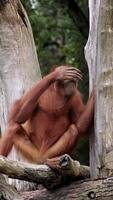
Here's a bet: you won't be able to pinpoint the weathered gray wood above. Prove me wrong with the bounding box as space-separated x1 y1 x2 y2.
21 177 113 200
85 0 101 179
1 174 113 200
1 169 113 200
85 0 113 179
0 0 41 190
0 174 22 200
1 155 113 200
0 155 90 189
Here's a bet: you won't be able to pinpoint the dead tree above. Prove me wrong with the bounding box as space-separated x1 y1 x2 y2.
0 0 41 190
85 0 113 179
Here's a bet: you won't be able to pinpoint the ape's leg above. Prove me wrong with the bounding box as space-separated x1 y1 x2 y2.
45 124 78 168
14 137 43 163
13 127 43 163
0 123 41 162
0 123 21 156
46 92 94 169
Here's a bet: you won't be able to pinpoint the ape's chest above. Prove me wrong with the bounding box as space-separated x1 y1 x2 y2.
29 109 70 149
31 108 70 133
38 88 71 116
28 88 72 145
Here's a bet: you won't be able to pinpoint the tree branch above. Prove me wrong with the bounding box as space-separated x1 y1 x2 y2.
21 177 113 200
0 155 90 189
0 174 22 200
1 155 113 199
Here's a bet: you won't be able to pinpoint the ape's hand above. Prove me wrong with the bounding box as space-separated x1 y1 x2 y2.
54 65 82 82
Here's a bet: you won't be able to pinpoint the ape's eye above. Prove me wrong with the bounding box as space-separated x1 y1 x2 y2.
60 83 65 88
57 81 64 88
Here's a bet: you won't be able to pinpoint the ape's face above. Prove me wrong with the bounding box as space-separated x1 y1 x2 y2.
56 80 76 98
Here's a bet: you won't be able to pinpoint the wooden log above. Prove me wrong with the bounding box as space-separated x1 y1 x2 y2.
21 177 113 200
0 174 22 200
1 155 113 199
0 155 90 189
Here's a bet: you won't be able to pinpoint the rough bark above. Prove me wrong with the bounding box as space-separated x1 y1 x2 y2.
0 155 90 189
1 172 113 200
85 0 113 179
1 175 113 200
85 0 100 179
1 155 113 200
0 174 22 200
0 0 41 190
21 178 113 200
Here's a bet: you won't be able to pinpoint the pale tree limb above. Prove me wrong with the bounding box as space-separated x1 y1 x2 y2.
0 174 22 200
0 154 90 199
21 177 113 200
0 154 90 189
1 155 113 199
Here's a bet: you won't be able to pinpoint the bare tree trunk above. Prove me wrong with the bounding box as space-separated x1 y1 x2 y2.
85 0 113 179
0 0 41 190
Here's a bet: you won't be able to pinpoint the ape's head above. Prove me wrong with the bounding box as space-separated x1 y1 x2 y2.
56 80 77 99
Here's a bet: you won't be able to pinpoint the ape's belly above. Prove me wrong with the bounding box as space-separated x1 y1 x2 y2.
29 110 70 150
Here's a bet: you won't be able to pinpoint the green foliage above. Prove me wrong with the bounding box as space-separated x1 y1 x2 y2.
22 1 88 84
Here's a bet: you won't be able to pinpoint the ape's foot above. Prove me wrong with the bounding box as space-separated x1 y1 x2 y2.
46 156 62 169
46 154 71 170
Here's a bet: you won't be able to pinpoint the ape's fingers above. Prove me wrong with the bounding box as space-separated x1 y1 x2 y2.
65 68 82 80
67 71 82 79
63 72 82 81
67 66 81 73
63 67 82 76
55 66 82 82
46 157 61 169
59 65 81 73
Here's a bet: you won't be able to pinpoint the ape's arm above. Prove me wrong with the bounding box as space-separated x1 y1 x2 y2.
45 90 94 166
13 124 79 163
0 71 59 155
8 72 57 124
9 66 81 124
13 90 94 162
71 90 94 136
